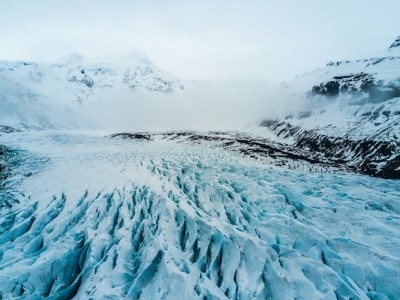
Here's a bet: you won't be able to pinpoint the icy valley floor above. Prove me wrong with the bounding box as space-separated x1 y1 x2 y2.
0 131 399 299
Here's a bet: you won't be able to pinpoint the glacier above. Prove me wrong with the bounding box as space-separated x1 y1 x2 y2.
0 131 399 299
1 36 400 300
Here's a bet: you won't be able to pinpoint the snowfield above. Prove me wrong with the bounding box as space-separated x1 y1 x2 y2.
0 131 399 299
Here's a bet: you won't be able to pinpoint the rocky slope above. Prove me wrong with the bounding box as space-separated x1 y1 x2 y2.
262 36 400 179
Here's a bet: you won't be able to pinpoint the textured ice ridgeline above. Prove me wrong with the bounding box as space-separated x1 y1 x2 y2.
111 131 400 179
0 131 399 299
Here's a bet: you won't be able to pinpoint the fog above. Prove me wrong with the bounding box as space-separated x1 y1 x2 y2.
1 1 399 132
73 81 299 132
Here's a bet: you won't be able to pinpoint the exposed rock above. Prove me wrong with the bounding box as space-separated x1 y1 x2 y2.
389 36 400 49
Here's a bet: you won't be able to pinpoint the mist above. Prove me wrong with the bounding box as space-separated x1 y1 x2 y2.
1 1 398 133
1 1 399 83
74 81 298 132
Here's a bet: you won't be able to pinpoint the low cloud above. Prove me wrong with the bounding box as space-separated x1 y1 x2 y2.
75 81 299 132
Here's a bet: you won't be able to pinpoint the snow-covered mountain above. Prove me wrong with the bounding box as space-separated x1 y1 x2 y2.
261 36 400 179
0 52 184 129
0 52 183 105
288 39 400 105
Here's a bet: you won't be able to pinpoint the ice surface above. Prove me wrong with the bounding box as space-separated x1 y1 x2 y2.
0 131 399 299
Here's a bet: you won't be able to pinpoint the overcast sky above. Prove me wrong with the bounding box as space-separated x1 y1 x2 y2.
0 0 399 82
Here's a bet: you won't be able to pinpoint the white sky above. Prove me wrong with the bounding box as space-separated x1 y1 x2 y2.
0 0 399 82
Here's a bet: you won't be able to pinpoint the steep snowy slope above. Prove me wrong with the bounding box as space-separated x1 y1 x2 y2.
287 35 400 103
262 36 400 179
0 131 399 299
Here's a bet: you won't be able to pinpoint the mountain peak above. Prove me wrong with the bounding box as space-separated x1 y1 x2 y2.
389 36 400 49
61 52 85 64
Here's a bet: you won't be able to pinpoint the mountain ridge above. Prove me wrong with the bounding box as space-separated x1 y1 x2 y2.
0 52 184 104
261 36 400 179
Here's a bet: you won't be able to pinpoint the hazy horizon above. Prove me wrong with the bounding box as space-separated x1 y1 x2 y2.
1 0 399 83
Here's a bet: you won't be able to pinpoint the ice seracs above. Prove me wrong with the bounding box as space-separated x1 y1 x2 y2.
0 131 399 299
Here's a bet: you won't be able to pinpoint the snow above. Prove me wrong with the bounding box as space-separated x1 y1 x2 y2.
0 52 183 106
1 34 399 300
264 37 400 154
0 131 399 299
0 53 186 131
288 53 400 96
